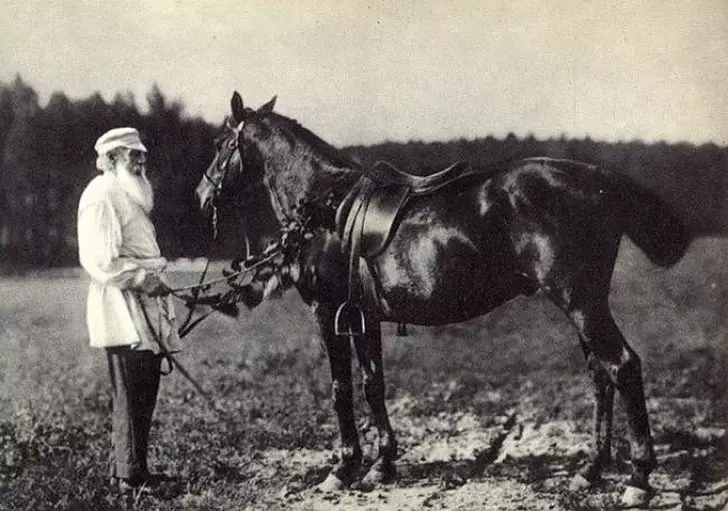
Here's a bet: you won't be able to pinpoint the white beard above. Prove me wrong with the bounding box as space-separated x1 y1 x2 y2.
115 166 154 213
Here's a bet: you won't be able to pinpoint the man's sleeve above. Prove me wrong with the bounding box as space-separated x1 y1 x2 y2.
77 199 148 289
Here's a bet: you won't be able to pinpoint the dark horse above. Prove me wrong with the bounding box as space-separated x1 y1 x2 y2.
196 92 689 505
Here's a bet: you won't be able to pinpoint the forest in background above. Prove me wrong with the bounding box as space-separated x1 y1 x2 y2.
0 75 726 269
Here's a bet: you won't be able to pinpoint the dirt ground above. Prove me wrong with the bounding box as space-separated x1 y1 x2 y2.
253 394 727 510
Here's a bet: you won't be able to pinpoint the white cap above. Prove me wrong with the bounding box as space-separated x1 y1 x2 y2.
94 127 147 155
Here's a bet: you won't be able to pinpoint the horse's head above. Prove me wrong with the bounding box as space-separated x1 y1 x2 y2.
195 91 276 216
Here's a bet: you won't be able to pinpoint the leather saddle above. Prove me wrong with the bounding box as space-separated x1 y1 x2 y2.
336 160 473 257
333 160 475 337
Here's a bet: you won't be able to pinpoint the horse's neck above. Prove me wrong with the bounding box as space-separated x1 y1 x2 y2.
259 138 361 224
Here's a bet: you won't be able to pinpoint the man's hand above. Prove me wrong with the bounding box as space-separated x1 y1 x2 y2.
138 273 172 297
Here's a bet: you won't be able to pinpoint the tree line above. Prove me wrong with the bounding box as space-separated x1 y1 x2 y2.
0 75 725 270
0 76 218 269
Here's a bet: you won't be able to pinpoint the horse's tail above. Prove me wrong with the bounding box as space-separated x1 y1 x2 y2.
610 172 690 267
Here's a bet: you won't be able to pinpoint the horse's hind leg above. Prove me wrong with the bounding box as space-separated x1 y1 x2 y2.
570 345 615 489
315 302 363 490
569 303 655 502
352 320 397 487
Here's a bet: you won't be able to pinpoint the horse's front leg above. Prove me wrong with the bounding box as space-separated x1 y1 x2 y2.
353 320 397 487
315 302 362 491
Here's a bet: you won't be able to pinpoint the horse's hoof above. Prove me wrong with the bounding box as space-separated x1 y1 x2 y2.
621 485 653 508
568 473 592 491
361 462 396 487
317 473 346 492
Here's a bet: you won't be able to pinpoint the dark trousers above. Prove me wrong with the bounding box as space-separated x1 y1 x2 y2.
106 347 162 481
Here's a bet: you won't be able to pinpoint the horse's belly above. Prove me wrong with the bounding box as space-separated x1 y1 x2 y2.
369 237 519 325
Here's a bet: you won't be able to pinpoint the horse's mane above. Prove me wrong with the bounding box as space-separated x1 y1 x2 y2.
266 112 362 172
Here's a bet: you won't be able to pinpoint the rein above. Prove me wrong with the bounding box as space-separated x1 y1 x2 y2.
133 127 248 416
170 248 283 295
137 293 227 418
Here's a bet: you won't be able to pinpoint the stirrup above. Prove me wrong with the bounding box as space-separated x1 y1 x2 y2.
334 300 366 337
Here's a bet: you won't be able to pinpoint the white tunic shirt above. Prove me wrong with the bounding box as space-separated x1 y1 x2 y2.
77 174 181 353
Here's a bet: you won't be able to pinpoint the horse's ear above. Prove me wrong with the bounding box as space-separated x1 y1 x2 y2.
258 95 277 115
231 91 244 123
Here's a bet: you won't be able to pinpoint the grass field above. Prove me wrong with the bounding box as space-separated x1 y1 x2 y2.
1 238 727 510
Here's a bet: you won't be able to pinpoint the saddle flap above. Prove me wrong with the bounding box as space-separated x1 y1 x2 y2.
336 176 410 261
335 179 366 243
360 185 410 258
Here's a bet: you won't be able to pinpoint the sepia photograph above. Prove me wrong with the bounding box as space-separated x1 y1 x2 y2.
1 1 726 509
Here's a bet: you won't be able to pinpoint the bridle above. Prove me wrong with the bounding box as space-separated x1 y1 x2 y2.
170 119 250 308
203 120 244 190
171 114 313 321
202 120 245 238
140 116 294 417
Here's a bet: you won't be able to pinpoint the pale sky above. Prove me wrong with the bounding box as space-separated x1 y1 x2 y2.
1 0 727 146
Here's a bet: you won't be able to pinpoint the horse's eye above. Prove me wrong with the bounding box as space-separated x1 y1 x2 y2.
227 138 237 149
